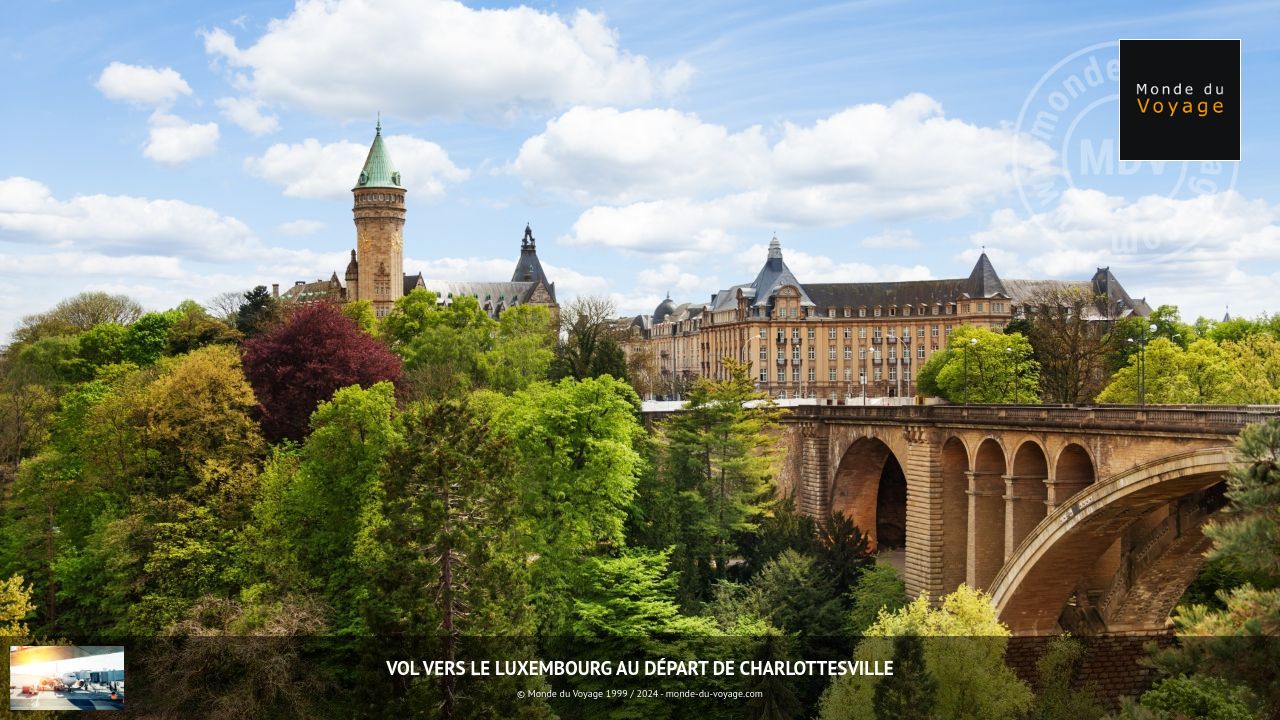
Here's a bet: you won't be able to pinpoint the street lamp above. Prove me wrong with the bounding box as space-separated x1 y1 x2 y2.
1006 346 1017 404
1129 323 1158 405
963 337 978 404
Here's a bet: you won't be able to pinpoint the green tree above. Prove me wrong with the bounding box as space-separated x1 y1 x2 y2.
341 298 378 335
14 291 142 344
76 322 128 370
873 634 936 720
121 310 179 365
235 285 279 336
1016 285 1123 403
165 299 240 354
815 512 874 597
1096 338 1196 404
478 304 555 393
0 574 35 634
571 547 715 637
385 290 497 399
1222 334 1280 404
749 549 845 640
1125 675 1259 720
1025 635 1105 720
550 295 630 382
917 326 1038 403
661 358 782 605
845 565 907 637
820 585 1032 720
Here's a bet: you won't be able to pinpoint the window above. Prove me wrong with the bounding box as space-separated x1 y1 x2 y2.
917 345 925 358
889 306 897 316
976 302 984 312
807 328 815 340
931 324 939 337
859 348 867 360
828 308 835 318
843 307 852 318
889 368 897 381
904 306 911 316
759 347 767 359
992 302 1004 312
844 367 852 381
808 368 816 381
874 369 882 381
859 307 867 317
889 349 896 360
791 328 800 341
829 368 837 381
873 328 882 340
844 346 852 360
759 368 768 382
792 347 800 361
905 370 912 381
792 369 800 382
843 327 852 339
963 303 971 314
828 347 836 360
917 327 925 337
778 370 786 383
759 328 767 339
874 307 882 317
932 343 939 352
859 369 866 382
828 328 837 340
859 327 867 339
808 347 816 360
945 326 953 337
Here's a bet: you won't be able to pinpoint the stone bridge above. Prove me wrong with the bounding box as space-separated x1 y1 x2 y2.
658 403 1279 636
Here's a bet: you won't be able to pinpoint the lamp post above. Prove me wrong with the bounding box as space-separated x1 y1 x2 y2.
963 336 978 404
1006 346 1017 404
1128 322 1159 405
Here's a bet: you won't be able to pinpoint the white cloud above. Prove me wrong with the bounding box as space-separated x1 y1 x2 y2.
861 229 920 250
734 242 934 284
215 96 279 135
246 134 468 199
202 0 691 120
276 219 325 236
0 252 186 279
96 62 192 107
969 188 1280 320
510 106 766 204
529 95 1056 256
0 176 255 261
635 263 718 299
144 112 220 164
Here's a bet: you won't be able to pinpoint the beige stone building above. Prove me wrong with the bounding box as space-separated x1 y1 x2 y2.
620 237 1149 400
278 122 558 320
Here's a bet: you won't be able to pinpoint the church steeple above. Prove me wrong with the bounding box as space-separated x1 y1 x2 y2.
354 119 402 190
512 224 556 303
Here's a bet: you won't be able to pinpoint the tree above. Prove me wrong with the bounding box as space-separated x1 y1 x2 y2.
571 547 714 637
206 290 246 324
820 585 1032 720
749 549 845 640
14 291 142 344
815 512 874 597
1097 338 1214 404
478 304 555 393
551 295 630 382
341 299 377 335
166 300 240 355
121 310 179 365
0 573 34 634
1222 334 1280 404
661 359 783 605
235 285 279 336
381 290 497 400
1017 285 1122 403
242 302 402 442
1024 635 1105 720
1124 675 1259 720
872 635 936 720
917 326 1038 403
845 565 907 637
485 376 645 634
1150 419 1280 716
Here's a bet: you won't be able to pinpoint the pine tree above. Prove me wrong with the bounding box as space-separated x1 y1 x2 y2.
873 634 936 720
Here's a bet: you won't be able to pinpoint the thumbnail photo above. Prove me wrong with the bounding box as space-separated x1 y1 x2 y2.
8 645 124 712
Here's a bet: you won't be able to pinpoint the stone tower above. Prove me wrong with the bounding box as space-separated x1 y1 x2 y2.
351 121 405 317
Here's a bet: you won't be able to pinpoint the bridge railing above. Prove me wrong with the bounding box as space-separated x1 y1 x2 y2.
782 403 1280 433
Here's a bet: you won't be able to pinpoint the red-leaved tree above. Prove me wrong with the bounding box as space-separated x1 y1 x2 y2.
242 302 401 442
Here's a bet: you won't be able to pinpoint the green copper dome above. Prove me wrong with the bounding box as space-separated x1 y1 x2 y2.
354 121 403 190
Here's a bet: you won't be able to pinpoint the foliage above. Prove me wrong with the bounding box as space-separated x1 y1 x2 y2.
661 358 783 606
917 326 1039 403
1096 334 1280 404
14 291 142 344
748 549 845 640
235 285 280 336
242 302 402 441
814 512 875 597
1131 675 1259 720
341 298 378 335
0 574 35 635
166 299 240 354
736 496 818 580
1017 285 1124 403
845 565 907 637
571 547 715 637
1025 635 1105 720
478 304 555 393
121 310 179 365
819 585 1032 720
550 295 629 382
872 634 936 720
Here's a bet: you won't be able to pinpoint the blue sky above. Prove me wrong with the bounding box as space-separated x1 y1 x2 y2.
2 0 1278 339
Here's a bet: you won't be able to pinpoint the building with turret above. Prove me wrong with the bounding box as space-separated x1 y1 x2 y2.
279 122 558 320
619 237 1150 401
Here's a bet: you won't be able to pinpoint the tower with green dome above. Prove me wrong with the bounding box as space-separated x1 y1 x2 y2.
350 120 406 317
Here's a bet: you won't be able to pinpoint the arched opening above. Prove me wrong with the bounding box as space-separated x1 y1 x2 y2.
830 437 908 570
1007 442 1049 560
941 437 969 594
968 438 1007 590
1051 444 1096 509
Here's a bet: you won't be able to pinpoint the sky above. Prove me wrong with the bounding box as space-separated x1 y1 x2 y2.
2 0 1279 340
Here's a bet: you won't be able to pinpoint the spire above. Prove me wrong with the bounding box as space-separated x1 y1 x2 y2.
967 251 1006 298
354 120 402 190
345 248 359 280
512 224 551 299
522 223 535 249
768 235 782 260
1223 305 1232 322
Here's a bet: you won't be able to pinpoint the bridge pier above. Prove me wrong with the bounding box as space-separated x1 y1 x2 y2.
1004 473 1048 561
903 427 944 602
967 470 1006 590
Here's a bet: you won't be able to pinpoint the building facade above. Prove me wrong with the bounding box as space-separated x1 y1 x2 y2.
621 237 1150 401
278 122 558 320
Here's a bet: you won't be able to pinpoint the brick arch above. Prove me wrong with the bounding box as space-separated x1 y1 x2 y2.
1050 442 1097 510
830 436 907 552
969 437 1008 590
940 436 970 594
1007 441 1050 560
990 446 1235 635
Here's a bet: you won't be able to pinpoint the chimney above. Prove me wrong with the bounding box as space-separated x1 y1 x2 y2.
272 283 279 298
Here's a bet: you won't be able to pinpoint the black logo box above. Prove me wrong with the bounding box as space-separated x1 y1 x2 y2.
1119 39 1240 161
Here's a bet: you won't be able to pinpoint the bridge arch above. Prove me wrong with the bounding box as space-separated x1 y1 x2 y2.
830 437 908 554
968 437 1007 589
940 436 969 594
1050 443 1096 508
990 447 1235 635
1008 441 1050 560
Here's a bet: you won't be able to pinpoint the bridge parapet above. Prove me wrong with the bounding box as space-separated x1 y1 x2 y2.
782 404 1277 434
